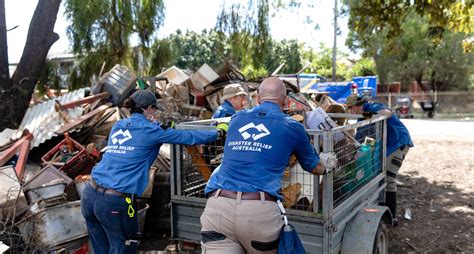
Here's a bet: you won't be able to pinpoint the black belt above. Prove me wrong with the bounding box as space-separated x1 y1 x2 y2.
210 189 277 202
90 179 130 198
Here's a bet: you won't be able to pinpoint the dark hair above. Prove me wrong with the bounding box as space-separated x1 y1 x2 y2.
123 98 143 114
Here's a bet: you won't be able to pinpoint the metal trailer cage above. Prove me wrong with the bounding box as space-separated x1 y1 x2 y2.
170 113 389 253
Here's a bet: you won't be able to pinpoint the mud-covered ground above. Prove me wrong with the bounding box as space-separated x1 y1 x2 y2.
389 119 474 253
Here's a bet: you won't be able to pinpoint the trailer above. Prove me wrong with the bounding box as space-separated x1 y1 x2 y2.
170 113 391 253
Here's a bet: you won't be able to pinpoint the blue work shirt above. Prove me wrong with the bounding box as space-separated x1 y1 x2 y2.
363 103 414 155
205 101 320 200
92 113 218 195
213 100 236 118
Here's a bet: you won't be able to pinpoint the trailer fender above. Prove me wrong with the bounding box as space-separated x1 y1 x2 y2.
340 205 392 254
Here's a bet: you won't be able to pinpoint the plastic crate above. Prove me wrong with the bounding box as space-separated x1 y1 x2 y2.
41 135 92 178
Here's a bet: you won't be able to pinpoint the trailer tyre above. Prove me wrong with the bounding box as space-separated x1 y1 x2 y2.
373 223 388 254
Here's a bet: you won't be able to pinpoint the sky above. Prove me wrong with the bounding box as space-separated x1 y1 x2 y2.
5 0 352 65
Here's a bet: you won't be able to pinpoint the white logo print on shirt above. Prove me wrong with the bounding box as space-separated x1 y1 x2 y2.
111 129 133 144
238 123 271 141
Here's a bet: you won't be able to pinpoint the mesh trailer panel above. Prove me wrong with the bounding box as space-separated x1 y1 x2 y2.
173 114 387 215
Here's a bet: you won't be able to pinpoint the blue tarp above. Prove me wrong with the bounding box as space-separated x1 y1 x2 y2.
306 76 377 103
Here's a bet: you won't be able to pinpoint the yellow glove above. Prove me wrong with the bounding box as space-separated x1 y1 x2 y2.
216 122 229 138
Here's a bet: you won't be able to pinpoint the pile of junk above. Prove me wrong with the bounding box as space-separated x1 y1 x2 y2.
0 60 359 252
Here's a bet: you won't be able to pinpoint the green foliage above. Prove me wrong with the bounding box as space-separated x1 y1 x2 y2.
264 39 302 74
64 0 165 87
216 0 271 75
349 57 375 78
302 44 349 81
149 29 225 73
149 29 303 79
345 1 473 90
37 61 61 92
344 0 473 51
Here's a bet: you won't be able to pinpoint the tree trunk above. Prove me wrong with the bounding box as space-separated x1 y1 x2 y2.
0 0 61 131
0 0 10 87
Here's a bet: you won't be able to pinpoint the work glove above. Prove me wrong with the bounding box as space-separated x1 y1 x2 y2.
160 121 175 130
319 152 337 173
362 111 373 119
216 122 229 139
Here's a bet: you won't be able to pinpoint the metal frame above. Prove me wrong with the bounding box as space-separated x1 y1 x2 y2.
171 113 388 253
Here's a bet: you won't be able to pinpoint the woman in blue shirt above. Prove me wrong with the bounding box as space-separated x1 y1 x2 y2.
81 90 224 253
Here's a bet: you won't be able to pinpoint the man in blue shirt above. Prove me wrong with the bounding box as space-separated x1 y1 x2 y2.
346 95 414 225
201 77 328 253
81 90 225 254
212 83 248 118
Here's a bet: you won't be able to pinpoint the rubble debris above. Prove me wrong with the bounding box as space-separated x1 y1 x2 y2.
16 200 88 249
404 208 413 220
41 133 94 179
0 165 28 221
95 64 137 106
55 103 112 134
74 174 91 199
22 165 73 204
190 64 219 91
14 88 88 149
2 61 357 252
0 131 33 181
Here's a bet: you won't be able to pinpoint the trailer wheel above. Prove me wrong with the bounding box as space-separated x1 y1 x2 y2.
373 223 388 254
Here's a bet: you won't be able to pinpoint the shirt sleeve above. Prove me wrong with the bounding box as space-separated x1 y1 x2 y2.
363 103 386 113
291 122 320 172
152 127 218 145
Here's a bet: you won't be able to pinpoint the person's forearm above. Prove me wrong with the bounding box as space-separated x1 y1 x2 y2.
311 163 325 175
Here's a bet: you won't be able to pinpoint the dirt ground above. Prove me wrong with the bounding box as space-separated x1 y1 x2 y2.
389 119 474 253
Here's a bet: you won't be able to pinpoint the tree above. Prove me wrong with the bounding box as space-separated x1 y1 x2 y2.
344 1 472 50
302 43 349 81
344 1 473 90
65 0 165 89
215 0 271 75
0 0 61 131
149 29 225 74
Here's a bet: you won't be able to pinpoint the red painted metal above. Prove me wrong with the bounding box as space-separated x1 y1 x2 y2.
0 132 33 181
60 92 110 110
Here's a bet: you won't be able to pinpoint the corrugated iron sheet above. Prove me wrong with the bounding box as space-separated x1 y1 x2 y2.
14 89 88 148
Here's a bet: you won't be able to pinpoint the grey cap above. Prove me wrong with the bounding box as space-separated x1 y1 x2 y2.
130 90 158 109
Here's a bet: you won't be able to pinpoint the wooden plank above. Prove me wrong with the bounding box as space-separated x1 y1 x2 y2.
61 92 110 110
55 103 112 134
185 146 212 181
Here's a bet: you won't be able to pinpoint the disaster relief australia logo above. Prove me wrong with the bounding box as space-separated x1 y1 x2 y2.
105 129 135 154
227 123 273 152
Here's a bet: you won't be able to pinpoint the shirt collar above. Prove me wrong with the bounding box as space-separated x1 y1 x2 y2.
130 113 148 121
223 100 234 109
259 101 282 112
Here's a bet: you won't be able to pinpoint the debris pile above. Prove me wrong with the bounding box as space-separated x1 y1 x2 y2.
0 62 257 252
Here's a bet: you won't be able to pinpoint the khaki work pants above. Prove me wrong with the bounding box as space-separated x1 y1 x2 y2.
200 191 283 254
386 146 410 192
